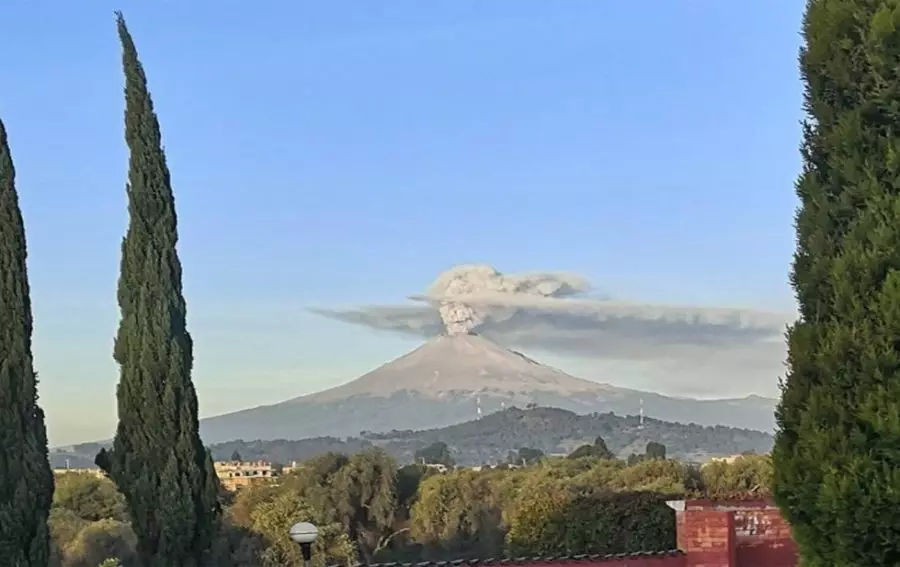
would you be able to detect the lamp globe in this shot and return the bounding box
[290,522,318,562]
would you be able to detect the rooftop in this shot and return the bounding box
[330,551,685,567]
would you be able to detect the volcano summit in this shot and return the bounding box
[309,333,606,402]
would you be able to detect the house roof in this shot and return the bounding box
[330,550,685,567]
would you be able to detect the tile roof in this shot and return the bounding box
[330,550,685,567]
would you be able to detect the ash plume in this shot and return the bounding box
[418,264,590,335]
[309,264,794,395]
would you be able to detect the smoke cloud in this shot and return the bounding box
[310,264,794,395]
[419,264,590,335]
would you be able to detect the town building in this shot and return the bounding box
[281,461,304,475]
[214,460,279,491]
[705,454,749,466]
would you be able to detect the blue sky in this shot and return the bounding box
[1,1,804,445]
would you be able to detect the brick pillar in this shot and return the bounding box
[676,505,688,551]
[679,508,736,567]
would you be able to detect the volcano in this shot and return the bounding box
[197,333,777,444]
[307,333,611,402]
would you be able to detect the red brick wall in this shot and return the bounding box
[678,499,797,567]
[679,510,736,567]
[598,558,685,567]
[521,558,685,567]
[447,498,798,567]
[731,502,797,567]
[676,507,688,552]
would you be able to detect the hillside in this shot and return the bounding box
[198,334,778,443]
[202,406,773,466]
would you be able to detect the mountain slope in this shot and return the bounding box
[198,334,777,443]
[305,334,610,401]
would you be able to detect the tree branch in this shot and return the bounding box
[374,528,410,554]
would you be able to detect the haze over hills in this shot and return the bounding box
[198,333,777,444]
[57,404,773,469]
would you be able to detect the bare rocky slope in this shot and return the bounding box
[197,334,777,444]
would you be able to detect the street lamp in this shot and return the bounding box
[289,521,319,563]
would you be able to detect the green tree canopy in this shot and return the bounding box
[395,464,430,520]
[44,449,789,564]
[63,519,137,567]
[410,470,510,558]
[0,117,54,566]
[506,488,676,557]
[414,442,454,467]
[248,491,356,567]
[567,436,615,460]
[702,455,771,498]
[772,1,900,565]
[333,449,398,562]
[512,447,544,466]
[505,479,569,556]
[53,473,128,523]
[645,441,666,460]
[95,13,220,566]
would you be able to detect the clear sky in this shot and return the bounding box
[1,1,805,445]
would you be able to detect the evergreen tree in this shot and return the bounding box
[95,13,220,567]
[645,441,666,460]
[773,1,900,564]
[593,435,614,458]
[0,118,54,566]
[414,441,454,466]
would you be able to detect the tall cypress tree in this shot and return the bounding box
[95,13,220,567]
[0,119,54,566]
[773,1,900,565]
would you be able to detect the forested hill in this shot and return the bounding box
[207,406,773,466]
[55,406,773,469]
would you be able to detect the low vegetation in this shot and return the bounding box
[772,0,900,565]
[49,444,771,567]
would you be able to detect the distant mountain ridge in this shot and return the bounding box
[55,405,774,469]
[198,334,777,443]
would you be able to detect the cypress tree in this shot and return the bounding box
[773,1,900,565]
[95,13,220,567]
[0,118,54,566]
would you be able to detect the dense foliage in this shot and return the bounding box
[506,490,677,557]
[414,442,454,466]
[50,448,771,567]
[94,14,219,567]
[772,1,900,565]
[567,436,615,460]
[0,118,55,566]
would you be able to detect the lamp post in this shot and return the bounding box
[290,521,319,565]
